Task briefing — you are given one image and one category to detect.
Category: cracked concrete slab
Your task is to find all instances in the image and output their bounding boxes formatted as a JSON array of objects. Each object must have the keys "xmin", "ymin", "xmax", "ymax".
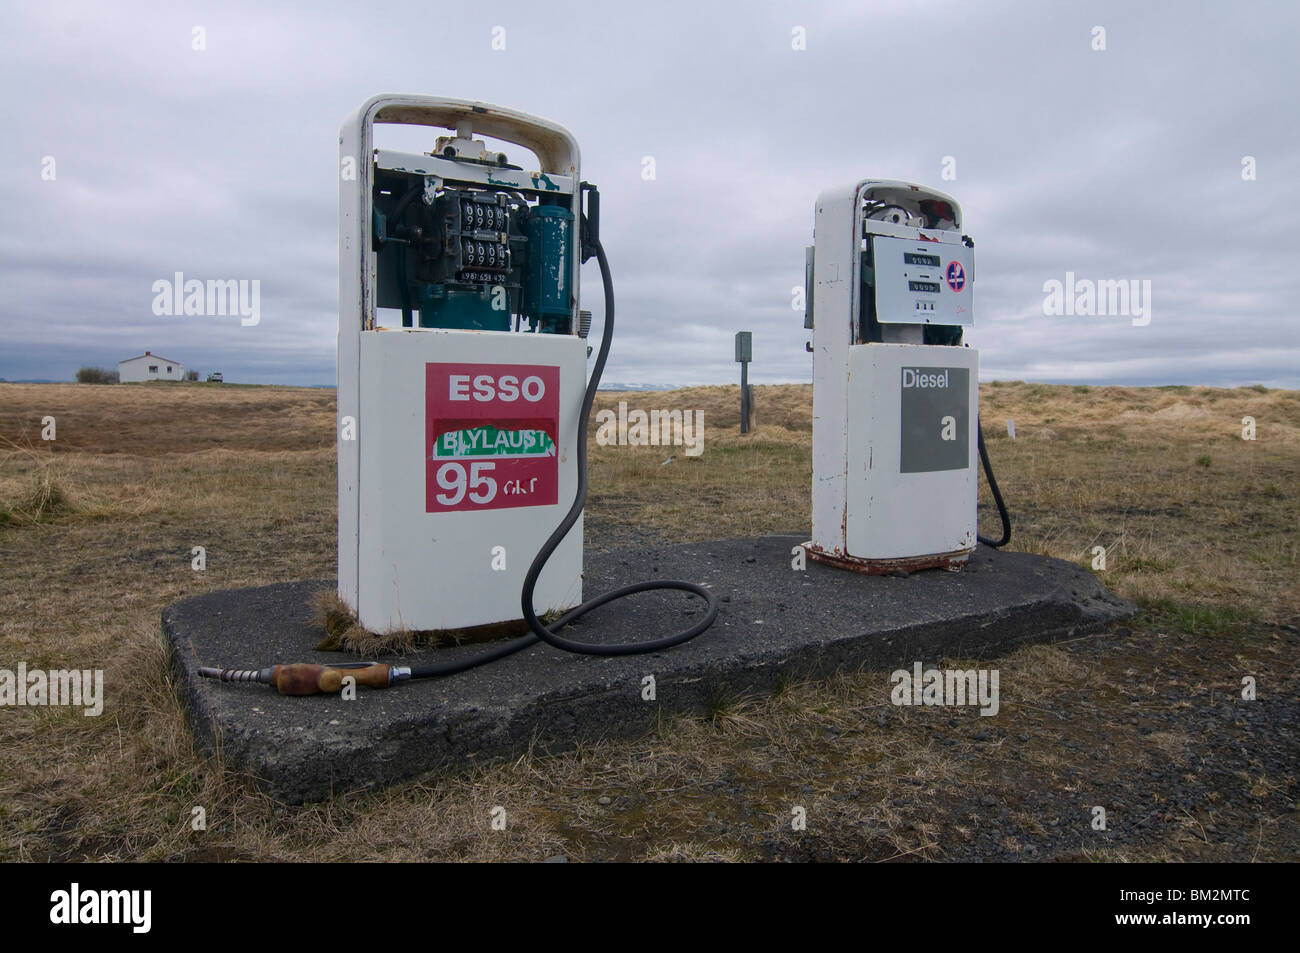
[{"xmin": 163, "ymin": 534, "xmax": 1134, "ymax": 803}]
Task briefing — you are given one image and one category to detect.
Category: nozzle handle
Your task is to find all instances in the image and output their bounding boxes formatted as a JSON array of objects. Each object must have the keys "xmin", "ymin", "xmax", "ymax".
[{"xmin": 270, "ymin": 663, "xmax": 403, "ymax": 695}]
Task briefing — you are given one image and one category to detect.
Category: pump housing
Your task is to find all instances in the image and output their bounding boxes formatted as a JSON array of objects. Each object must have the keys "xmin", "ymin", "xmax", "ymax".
[
  {"xmin": 803, "ymin": 179, "xmax": 979, "ymax": 573},
  {"xmin": 338, "ymin": 96, "xmax": 590, "ymax": 634}
]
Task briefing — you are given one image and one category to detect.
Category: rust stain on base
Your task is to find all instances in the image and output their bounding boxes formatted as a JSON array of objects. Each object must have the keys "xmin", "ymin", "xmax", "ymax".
[{"xmin": 801, "ymin": 541, "xmax": 972, "ymax": 575}]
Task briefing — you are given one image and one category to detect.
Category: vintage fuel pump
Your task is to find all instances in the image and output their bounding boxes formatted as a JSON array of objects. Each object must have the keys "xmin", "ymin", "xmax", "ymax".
[
  {"xmin": 201, "ymin": 95, "xmax": 716, "ymax": 694},
  {"xmin": 802, "ymin": 179, "xmax": 1009, "ymax": 574},
  {"xmin": 337, "ymin": 95, "xmax": 595, "ymax": 635}
]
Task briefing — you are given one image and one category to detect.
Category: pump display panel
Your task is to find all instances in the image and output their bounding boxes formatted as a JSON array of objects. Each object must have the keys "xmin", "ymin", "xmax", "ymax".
[{"xmin": 871, "ymin": 236, "xmax": 974, "ymax": 326}]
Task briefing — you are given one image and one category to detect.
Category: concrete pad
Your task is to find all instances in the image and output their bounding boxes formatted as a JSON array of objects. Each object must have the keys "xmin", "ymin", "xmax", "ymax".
[{"xmin": 163, "ymin": 534, "xmax": 1134, "ymax": 803}]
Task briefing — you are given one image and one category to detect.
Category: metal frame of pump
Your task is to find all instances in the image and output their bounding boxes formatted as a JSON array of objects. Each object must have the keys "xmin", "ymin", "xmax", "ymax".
[{"xmin": 802, "ymin": 179, "xmax": 1009, "ymax": 575}]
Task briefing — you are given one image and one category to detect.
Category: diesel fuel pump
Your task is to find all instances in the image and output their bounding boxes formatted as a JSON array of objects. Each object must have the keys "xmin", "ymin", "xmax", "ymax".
[{"xmin": 802, "ymin": 179, "xmax": 1009, "ymax": 574}]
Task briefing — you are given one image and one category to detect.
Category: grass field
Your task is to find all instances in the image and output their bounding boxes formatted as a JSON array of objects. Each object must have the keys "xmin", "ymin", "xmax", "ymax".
[{"xmin": 0, "ymin": 380, "xmax": 1296, "ymax": 861}]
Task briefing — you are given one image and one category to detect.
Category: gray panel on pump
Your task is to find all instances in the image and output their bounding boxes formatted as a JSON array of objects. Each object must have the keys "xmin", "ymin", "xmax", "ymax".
[{"xmin": 899, "ymin": 366, "xmax": 969, "ymax": 473}]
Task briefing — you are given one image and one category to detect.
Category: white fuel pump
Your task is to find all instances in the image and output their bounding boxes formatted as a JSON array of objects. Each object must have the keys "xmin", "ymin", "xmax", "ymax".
[
  {"xmin": 332, "ymin": 94, "xmax": 717, "ymax": 676},
  {"xmin": 200, "ymin": 95, "xmax": 718, "ymax": 695},
  {"xmin": 338, "ymin": 95, "xmax": 592, "ymax": 634},
  {"xmin": 803, "ymin": 179, "xmax": 1007, "ymax": 573}
]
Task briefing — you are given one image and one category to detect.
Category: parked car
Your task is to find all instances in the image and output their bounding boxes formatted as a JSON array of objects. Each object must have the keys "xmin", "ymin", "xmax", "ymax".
[{"xmin": 206, "ymin": 372, "xmax": 224, "ymax": 383}]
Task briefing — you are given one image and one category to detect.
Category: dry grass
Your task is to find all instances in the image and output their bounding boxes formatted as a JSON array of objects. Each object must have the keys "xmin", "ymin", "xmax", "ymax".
[
  {"xmin": 0, "ymin": 379, "xmax": 1295, "ymax": 861},
  {"xmin": 0, "ymin": 381, "xmax": 336, "ymax": 456},
  {"xmin": 587, "ymin": 385, "xmax": 811, "ymax": 541}
]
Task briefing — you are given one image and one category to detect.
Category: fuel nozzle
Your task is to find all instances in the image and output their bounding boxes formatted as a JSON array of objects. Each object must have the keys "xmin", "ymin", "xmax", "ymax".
[{"xmin": 198, "ymin": 663, "xmax": 412, "ymax": 695}]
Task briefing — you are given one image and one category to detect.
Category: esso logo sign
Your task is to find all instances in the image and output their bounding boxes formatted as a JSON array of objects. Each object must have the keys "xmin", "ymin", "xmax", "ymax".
[
  {"xmin": 448, "ymin": 373, "xmax": 546, "ymax": 403},
  {"xmin": 426, "ymin": 362, "xmax": 560, "ymax": 513}
]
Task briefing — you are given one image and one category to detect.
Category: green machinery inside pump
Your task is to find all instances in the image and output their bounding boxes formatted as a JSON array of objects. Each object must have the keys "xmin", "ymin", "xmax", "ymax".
[{"xmin": 372, "ymin": 168, "xmax": 589, "ymax": 335}]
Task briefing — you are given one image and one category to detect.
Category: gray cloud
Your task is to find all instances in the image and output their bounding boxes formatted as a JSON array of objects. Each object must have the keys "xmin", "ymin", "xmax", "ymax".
[{"xmin": 1, "ymin": 0, "xmax": 1295, "ymax": 388}]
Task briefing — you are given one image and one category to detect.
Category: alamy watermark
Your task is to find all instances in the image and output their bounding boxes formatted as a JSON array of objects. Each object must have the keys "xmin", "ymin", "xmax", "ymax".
[
  {"xmin": 151, "ymin": 272, "xmax": 260, "ymax": 326},
  {"xmin": 1042, "ymin": 272, "xmax": 1151, "ymax": 327},
  {"xmin": 50, "ymin": 883, "xmax": 150, "ymax": 933},
  {"xmin": 1, "ymin": 663, "xmax": 103, "ymax": 716},
  {"xmin": 594, "ymin": 401, "xmax": 704, "ymax": 456},
  {"xmin": 890, "ymin": 662, "xmax": 999, "ymax": 716}
]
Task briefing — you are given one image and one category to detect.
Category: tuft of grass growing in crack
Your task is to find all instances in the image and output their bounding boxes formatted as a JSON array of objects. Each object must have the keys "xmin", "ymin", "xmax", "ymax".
[
  {"xmin": 311, "ymin": 590, "xmax": 563, "ymax": 657},
  {"xmin": 311, "ymin": 590, "xmax": 417, "ymax": 655}
]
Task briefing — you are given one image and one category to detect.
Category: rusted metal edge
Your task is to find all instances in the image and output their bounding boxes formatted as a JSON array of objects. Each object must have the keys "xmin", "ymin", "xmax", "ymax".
[{"xmin": 801, "ymin": 540, "xmax": 972, "ymax": 575}]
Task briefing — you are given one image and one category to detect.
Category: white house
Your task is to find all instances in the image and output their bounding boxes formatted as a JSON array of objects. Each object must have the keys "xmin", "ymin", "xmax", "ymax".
[{"xmin": 119, "ymin": 351, "xmax": 184, "ymax": 383}]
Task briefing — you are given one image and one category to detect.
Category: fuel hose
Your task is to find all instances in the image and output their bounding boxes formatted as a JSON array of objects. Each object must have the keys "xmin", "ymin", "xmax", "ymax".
[{"xmin": 975, "ymin": 421, "xmax": 1011, "ymax": 549}]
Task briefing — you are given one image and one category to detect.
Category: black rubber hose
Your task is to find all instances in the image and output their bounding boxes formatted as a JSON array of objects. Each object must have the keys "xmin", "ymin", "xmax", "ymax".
[
  {"xmin": 387, "ymin": 184, "xmax": 421, "ymax": 327},
  {"xmin": 409, "ymin": 237, "xmax": 718, "ymax": 678},
  {"xmin": 976, "ymin": 418, "xmax": 1011, "ymax": 548},
  {"xmin": 389, "ymin": 183, "xmax": 421, "ymax": 231}
]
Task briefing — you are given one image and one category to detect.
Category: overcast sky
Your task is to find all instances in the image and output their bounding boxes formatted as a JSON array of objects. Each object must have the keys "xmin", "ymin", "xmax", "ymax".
[{"xmin": 2, "ymin": 0, "xmax": 1296, "ymax": 387}]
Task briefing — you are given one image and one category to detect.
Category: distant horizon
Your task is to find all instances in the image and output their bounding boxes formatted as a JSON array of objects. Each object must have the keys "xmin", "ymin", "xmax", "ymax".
[{"xmin": 1, "ymin": 375, "xmax": 1292, "ymax": 392}]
